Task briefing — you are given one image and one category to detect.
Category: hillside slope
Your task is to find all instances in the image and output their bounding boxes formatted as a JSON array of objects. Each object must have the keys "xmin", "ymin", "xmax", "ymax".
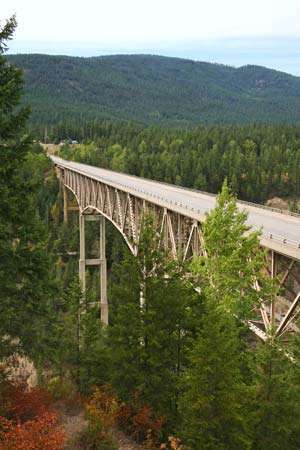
[{"xmin": 8, "ymin": 54, "xmax": 300, "ymax": 126}]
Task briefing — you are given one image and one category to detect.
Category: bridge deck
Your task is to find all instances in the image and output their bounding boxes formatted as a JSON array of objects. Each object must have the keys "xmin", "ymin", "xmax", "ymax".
[{"xmin": 51, "ymin": 156, "xmax": 300, "ymax": 260}]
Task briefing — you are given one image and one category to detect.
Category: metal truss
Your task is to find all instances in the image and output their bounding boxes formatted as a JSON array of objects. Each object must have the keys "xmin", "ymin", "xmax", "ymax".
[
  {"xmin": 60, "ymin": 166, "xmax": 205, "ymax": 261},
  {"xmin": 56, "ymin": 166, "xmax": 300, "ymax": 339}
]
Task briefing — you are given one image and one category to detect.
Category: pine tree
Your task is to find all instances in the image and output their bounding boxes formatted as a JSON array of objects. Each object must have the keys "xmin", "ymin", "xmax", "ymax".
[
  {"xmin": 0, "ymin": 17, "xmax": 54, "ymax": 359},
  {"xmin": 180, "ymin": 301, "xmax": 252, "ymax": 450},
  {"xmin": 79, "ymin": 304, "xmax": 111, "ymax": 393},
  {"xmin": 108, "ymin": 246, "xmax": 143, "ymax": 399},
  {"xmin": 109, "ymin": 216, "xmax": 197, "ymax": 430},
  {"xmin": 179, "ymin": 182, "xmax": 272, "ymax": 449},
  {"xmin": 192, "ymin": 179, "xmax": 272, "ymax": 319},
  {"xmin": 252, "ymin": 336, "xmax": 300, "ymax": 450}
]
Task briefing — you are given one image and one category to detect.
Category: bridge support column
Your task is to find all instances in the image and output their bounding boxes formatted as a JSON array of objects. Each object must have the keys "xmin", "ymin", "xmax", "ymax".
[
  {"xmin": 78, "ymin": 213, "xmax": 108, "ymax": 325},
  {"xmin": 270, "ymin": 250, "xmax": 277, "ymax": 327},
  {"xmin": 63, "ymin": 185, "xmax": 68, "ymax": 223},
  {"xmin": 79, "ymin": 213, "xmax": 86, "ymax": 293},
  {"xmin": 99, "ymin": 216, "xmax": 108, "ymax": 325}
]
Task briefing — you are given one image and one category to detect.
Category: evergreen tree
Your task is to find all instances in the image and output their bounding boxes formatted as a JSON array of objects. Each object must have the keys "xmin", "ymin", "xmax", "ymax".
[
  {"xmin": 79, "ymin": 305, "xmax": 111, "ymax": 393},
  {"xmin": 108, "ymin": 248, "xmax": 142, "ymax": 399},
  {"xmin": 193, "ymin": 180, "xmax": 272, "ymax": 319},
  {"xmin": 180, "ymin": 301, "xmax": 252, "ymax": 450},
  {"xmin": 54, "ymin": 278, "xmax": 82, "ymax": 380},
  {"xmin": 0, "ymin": 17, "xmax": 54, "ymax": 359},
  {"xmin": 252, "ymin": 336, "xmax": 300, "ymax": 450},
  {"xmin": 53, "ymin": 277, "xmax": 110, "ymax": 392},
  {"xmin": 109, "ymin": 216, "xmax": 197, "ymax": 430},
  {"xmin": 179, "ymin": 182, "xmax": 272, "ymax": 449}
]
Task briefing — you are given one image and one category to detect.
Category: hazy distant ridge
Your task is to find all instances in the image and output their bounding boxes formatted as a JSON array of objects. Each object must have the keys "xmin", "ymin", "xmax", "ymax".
[{"xmin": 8, "ymin": 54, "xmax": 300, "ymax": 125}]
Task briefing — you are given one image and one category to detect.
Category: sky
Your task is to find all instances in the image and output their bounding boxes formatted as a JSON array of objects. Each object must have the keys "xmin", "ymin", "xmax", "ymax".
[{"xmin": 2, "ymin": 0, "xmax": 300, "ymax": 75}]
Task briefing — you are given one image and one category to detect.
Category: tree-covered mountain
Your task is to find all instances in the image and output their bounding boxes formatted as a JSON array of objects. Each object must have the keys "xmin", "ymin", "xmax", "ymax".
[{"xmin": 7, "ymin": 54, "xmax": 300, "ymax": 126}]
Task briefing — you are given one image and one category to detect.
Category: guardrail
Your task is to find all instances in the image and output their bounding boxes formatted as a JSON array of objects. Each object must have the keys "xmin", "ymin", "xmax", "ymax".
[
  {"xmin": 164, "ymin": 183, "xmax": 300, "ymax": 218},
  {"xmin": 116, "ymin": 190, "xmax": 300, "ymax": 251},
  {"xmin": 123, "ymin": 172, "xmax": 300, "ymax": 218},
  {"xmin": 266, "ymin": 233, "xmax": 300, "ymax": 249},
  {"xmin": 237, "ymin": 199, "xmax": 300, "ymax": 218}
]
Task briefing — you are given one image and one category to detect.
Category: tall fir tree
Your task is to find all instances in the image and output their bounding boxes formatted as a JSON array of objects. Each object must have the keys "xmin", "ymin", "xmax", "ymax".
[
  {"xmin": 193, "ymin": 180, "xmax": 273, "ymax": 320},
  {"xmin": 251, "ymin": 334, "xmax": 300, "ymax": 450},
  {"xmin": 0, "ymin": 17, "xmax": 54, "ymax": 359},
  {"xmin": 180, "ymin": 301, "xmax": 253, "ymax": 450},
  {"xmin": 109, "ymin": 216, "xmax": 198, "ymax": 431},
  {"xmin": 179, "ymin": 182, "xmax": 273, "ymax": 449}
]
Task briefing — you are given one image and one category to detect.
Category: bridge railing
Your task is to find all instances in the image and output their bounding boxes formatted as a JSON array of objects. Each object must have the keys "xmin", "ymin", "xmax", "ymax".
[
  {"xmin": 53, "ymin": 155, "xmax": 300, "ymax": 218},
  {"xmin": 267, "ymin": 233, "xmax": 300, "ymax": 249},
  {"xmin": 237, "ymin": 198, "xmax": 300, "ymax": 218},
  {"xmin": 159, "ymin": 181, "xmax": 300, "ymax": 218}
]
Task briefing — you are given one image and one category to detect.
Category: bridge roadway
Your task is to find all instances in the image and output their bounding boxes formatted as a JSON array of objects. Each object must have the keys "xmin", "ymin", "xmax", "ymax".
[{"xmin": 51, "ymin": 156, "xmax": 300, "ymax": 260}]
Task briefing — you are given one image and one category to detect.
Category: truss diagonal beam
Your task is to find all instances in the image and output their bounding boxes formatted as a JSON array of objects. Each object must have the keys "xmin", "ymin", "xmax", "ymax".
[{"xmin": 276, "ymin": 292, "xmax": 300, "ymax": 336}]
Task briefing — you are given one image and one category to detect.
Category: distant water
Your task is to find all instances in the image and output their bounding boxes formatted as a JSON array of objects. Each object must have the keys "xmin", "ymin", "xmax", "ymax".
[{"xmin": 8, "ymin": 36, "xmax": 300, "ymax": 76}]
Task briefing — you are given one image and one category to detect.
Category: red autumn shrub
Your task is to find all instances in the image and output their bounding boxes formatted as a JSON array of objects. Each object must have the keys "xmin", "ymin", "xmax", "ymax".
[
  {"xmin": 130, "ymin": 404, "xmax": 163, "ymax": 443},
  {"xmin": 0, "ymin": 412, "xmax": 65, "ymax": 450},
  {"xmin": 3, "ymin": 382, "xmax": 52, "ymax": 422},
  {"xmin": 113, "ymin": 392, "xmax": 163, "ymax": 444}
]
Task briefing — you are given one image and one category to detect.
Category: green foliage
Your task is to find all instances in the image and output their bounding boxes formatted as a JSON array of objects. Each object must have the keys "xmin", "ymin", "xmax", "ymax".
[
  {"xmin": 7, "ymin": 54, "xmax": 300, "ymax": 126},
  {"xmin": 192, "ymin": 181, "xmax": 274, "ymax": 318},
  {"xmin": 109, "ymin": 216, "xmax": 198, "ymax": 431},
  {"xmin": 51, "ymin": 278, "xmax": 110, "ymax": 393},
  {"xmin": 180, "ymin": 303, "xmax": 253, "ymax": 450},
  {"xmin": 77, "ymin": 424, "xmax": 118, "ymax": 450},
  {"xmin": 179, "ymin": 183, "xmax": 272, "ymax": 449},
  {"xmin": 252, "ymin": 338, "xmax": 300, "ymax": 450},
  {"xmin": 0, "ymin": 17, "xmax": 57, "ymax": 361},
  {"xmin": 79, "ymin": 307, "xmax": 111, "ymax": 393},
  {"xmin": 53, "ymin": 279, "xmax": 82, "ymax": 379}
]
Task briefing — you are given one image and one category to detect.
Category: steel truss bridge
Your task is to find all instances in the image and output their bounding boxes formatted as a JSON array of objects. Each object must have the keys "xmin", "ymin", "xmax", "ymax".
[{"xmin": 51, "ymin": 155, "xmax": 300, "ymax": 341}]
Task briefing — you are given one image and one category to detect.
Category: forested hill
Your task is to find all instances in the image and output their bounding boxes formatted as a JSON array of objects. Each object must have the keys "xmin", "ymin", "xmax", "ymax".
[{"xmin": 7, "ymin": 53, "xmax": 300, "ymax": 126}]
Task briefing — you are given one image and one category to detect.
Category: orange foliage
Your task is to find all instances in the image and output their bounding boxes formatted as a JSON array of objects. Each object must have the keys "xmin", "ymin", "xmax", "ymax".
[
  {"xmin": 159, "ymin": 436, "xmax": 183, "ymax": 450},
  {"xmin": 130, "ymin": 404, "xmax": 163, "ymax": 443},
  {"xmin": 86, "ymin": 386, "xmax": 119, "ymax": 429},
  {"xmin": 3, "ymin": 382, "xmax": 52, "ymax": 422},
  {"xmin": 167, "ymin": 436, "xmax": 183, "ymax": 449},
  {"xmin": 86, "ymin": 386, "xmax": 164, "ymax": 445},
  {"xmin": 0, "ymin": 412, "xmax": 65, "ymax": 450},
  {"xmin": 0, "ymin": 380, "xmax": 65, "ymax": 449}
]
